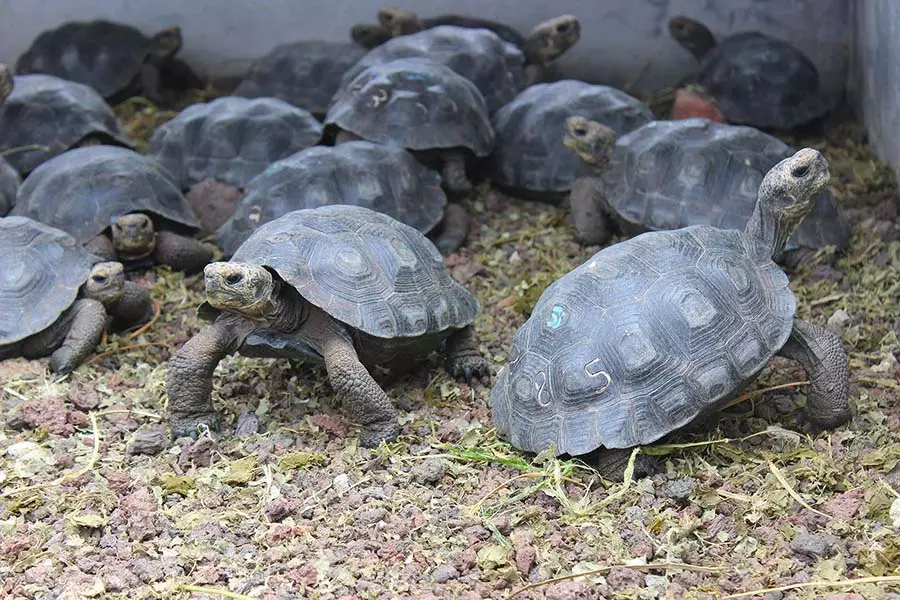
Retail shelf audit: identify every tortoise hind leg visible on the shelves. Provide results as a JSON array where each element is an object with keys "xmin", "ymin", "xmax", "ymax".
[
  {"xmin": 776, "ymin": 318, "xmax": 852, "ymax": 429},
  {"xmin": 430, "ymin": 203, "xmax": 470, "ymax": 255},
  {"xmin": 591, "ymin": 448, "xmax": 660, "ymax": 481},
  {"xmin": 153, "ymin": 230, "xmax": 214, "ymax": 275},
  {"xmin": 444, "ymin": 325, "xmax": 490, "ymax": 383},
  {"xmin": 440, "ymin": 151, "xmax": 473, "ymax": 194}
]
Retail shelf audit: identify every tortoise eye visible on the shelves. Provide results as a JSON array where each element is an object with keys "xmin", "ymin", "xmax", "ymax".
[
  {"xmin": 573, "ymin": 127, "xmax": 587, "ymax": 137},
  {"xmin": 92, "ymin": 274, "xmax": 108, "ymax": 285},
  {"xmin": 225, "ymin": 273, "xmax": 243, "ymax": 285},
  {"xmin": 791, "ymin": 165, "xmax": 810, "ymax": 178}
]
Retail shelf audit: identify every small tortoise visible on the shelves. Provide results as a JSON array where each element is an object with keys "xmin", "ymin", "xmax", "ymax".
[
  {"xmin": 561, "ymin": 117, "xmax": 850, "ymax": 267},
  {"xmin": 15, "ymin": 20, "xmax": 202, "ymax": 104},
  {"xmin": 351, "ymin": 7, "xmax": 555, "ymax": 50},
  {"xmin": 486, "ymin": 80, "xmax": 654, "ymax": 203},
  {"xmin": 0, "ymin": 216, "xmax": 153, "ymax": 373},
  {"xmin": 166, "ymin": 204, "xmax": 490, "ymax": 443},
  {"xmin": 11, "ymin": 146, "xmax": 212, "ymax": 274},
  {"xmin": 490, "ymin": 148, "xmax": 851, "ymax": 479},
  {"xmin": 215, "ymin": 140, "xmax": 473, "ymax": 257},
  {"xmin": 148, "ymin": 96, "xmax": 324, "ymax": 192},
  {"xmin": 326, "ymin": 57, "xmax": 494, "ymax": 194},
  {"xmin": 339, "ymin": 20, "xmax": 579, "ymax": 114},
  {"xmin": 668, "ymin": 15, "xmax": 830, "ymax": 130},
  {"xmin": 232, "ymin": 41, "xmax": 368, "ymax": 117},
  {"xmin": 0, "ymin": 74, "xmax": 133, "ymax": 175}
]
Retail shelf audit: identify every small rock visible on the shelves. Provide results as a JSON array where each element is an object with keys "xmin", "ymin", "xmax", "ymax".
[
  {"xmin": 333, "ymin": 473, "xmax": 352, "ymax": 495},
  {"xmin": 606, "ymin": 566, "xmax": 645, "ymax": 589},
  {"xmin": 514, "ymin": 545, "xmax": 536, "ymax": 575},
  {"xmin": 234, "ymin": 411, "xmax": 260, "ymax": 438},
  {"xmin": 127, "ymin": 426, "xmax": 169, "ymax": 456},
  {"xmin": 790, "ymin": 533, "xmax": 834, "ymax": 558},
  {"xmin": 824, "ymin": 593, "xmax": 865, "ymax": 600},
  {"xmin": 826, "ymin": 309, "xmax": 851, "ymax": 334},
  {"xmin": 431, "ymin": 563, "xmax": 459, "ymax": 583},
  {"xmin": 355, "ymin": 507, "xmax": 387, "ymax": 525},
  {"xmin": 67, "ymin": 382, "xmax": 100, "ymax": 411},
  {"xmin": 411, "ymin": 458, "xmax": 446, "ymax": 484},
  {"xmin": 821, "ymin": 489, "xmax": 864, "ymax": 520},
  {"xmin": 263, "ymin": 498, "xmax": 298, "ymax": 522},
  {"xmin": 665, "ymin": 477, "xmax": 696, "ymax": 504},
  {"xmin": 645, "ymin": 574, "xmax": 668, "ymax": 597},
  {"xmin": 773, "ymin": 395, "xmax": 799, "ymax": 414},
  {"xmin": 178, "ymin": 437, "xmax": 214, "ymax": 469},
  {"xmin": 544, "ymin": 580, "xmax": 587, "ymax": 600}
]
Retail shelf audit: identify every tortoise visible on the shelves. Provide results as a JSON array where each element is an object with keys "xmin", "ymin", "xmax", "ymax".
[
  {"xmin": 148, "ymin": 96, "xmax": 324, "ymax": 192},
  {"xmin": 215, "ymin": 140, "xmax": 474, "ymax": 257},
  {"xmin": 0, "ymin": 216, "xmax": 154, "ymax": 374},
  {"xmin": 486, "ymin": 80, "xmax": 654, "ymax": 203},
  {"xmin": 0, "ymin": 158, "xmax": 20, "ymax": 216},
  {"xmin": 232, "ymin": 41, "xmax": 368, "ymax": 117},
  {"xmin": 561, "ymin": 117, "xmax": 851, "ymax": 268},
  {"xmin": 338, "ymin": 19, "xmax": 580, "ymax": 114},
  {"xmin": 10, "ymin": 145, "xmax": 212, "ymax": 274},
  {"xmin": 166, "ymin": 204, "xmax": 490, "ymax": 443},
  {"xmin": 490, "ymin": 148, "xmax": 851, "ymax": 479},
  {"xmin": 0, "ymin": 74, "xmax": 133, "ymax": 175},
  {"xmin": 668, "ymin": 15, "xmax": 830, "ymax": 130},
  {"xmin": 325, "ymin": 57, "xmax": 494, "ymax": 194},
  {"xmin": 14, "ymin": 20, "xmax": 202, "ymax": 105},
  {"xmin": 351, "ymin": 7, "xmax": 547, "ymax": 49}
]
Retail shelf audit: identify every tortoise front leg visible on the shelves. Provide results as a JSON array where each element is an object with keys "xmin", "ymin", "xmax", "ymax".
[
  {"xmin": 153, "ymin": 230, "xmax": 214, "ymax": 275},
  {"xmin": 85, "ymin": 234, "xmax": 117, "ymax": 261},
  {"xmin": 569, "ymin": 177, "xmax": 614, "ymax": 246},
  {"xmin": 592, "ymin": 448, "xmax": 660, "ymax": 481},
  {"xmin": 38, "ymin": 299, "xmax": 107, "ymax": 374},
  {"xmin": 303, "ymin": 307, "xmax": 399, "ymax": 447},
  {"xmin": 440, "ymin": 151, "xmax": 473, "ymax": 194},
  {"xmin": 776, "ymin": 318, "xmax": 852, "ymax": 429},
  {"xmin": 138, "ymin": 64, "xmax": 167, "ymax": 105},
  {"xmin": 444, "ymin": 325, "xmax": 490, "ymax": 383},
  {"xmin": 430, "ymin": 203, "xmax": 470, "ymax": 255},
  {"xmin": 108, "ymin": 281, "xmax": 155, "ymax": 331},
  {"xmin": 166, "ymin": 315, "xmax": 245, "ymax": 438}
]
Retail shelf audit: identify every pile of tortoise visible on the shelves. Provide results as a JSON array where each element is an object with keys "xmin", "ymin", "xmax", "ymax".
[{"xmin": 0, "ymin": 7, "xmax": 865, "ymax": 479}]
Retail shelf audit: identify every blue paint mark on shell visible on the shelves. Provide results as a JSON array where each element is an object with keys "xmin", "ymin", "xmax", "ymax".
[
  {"xmin": 547, "ymin": 305, "xmax": 566, "ymax": 329},
  {"xmin": 404, "ymin": 72, "xmax": 429, "ymax": 81}
]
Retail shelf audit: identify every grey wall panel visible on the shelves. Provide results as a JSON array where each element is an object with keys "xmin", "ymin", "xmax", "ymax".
[{"xmin": 0, "ymin": 0, "xmax": 848, "ymax": 99}]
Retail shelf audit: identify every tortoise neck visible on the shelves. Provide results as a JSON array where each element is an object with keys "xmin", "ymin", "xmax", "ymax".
[
  {"xmin": 744, "ymin": 193, "xmax": 792, "ymax": 260},
  {"xmin": 260, "ymin": 280, "xmax": 309, "ymax": 332}
]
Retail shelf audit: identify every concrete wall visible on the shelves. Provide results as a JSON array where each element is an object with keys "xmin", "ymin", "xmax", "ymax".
[
  {"xmin": 0, "ymin": 0, "xmax": 849, "ymax": 100},
  {"xmin": 851, "ymin": 0, "xmax": 900, "ymax": 176}
]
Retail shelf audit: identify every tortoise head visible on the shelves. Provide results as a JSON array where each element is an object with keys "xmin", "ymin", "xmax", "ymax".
[
  {"xmin": 204, "ymin": 262, "xmax": 278, "ymax": 319},
  {"xmin": 111, "ymin": 213, "xmax": 156, "ymax": 260},
  {"xmin": 350, "ymin": 23, "xmax": 393, "ymax": 49},
  {"xmin": 0, "ymin": 62, "xmax": 12, "ymax": 104},
  {"xmin": 377, "ymin": 7, "xmax": 426, "ymax": 37},
  {"xmin": 83, "ymin": 261, "xmax": 126, "ymax": 306},
  {"xmin": 563, "ymin": 116, "xmax": 618, "ymax": 168},
  {"xmin": 749, "ymin": 148, "xmax": 830, "ymax": 258},
  {"xmin": 148, "ymin": 25, "xmax": 183, "ymax": 61},
  {"xmin": 668, "ymin": 16, "xmax": 717, "ymax": 61},
  {"xmin": 523, "ymin": 15, "xmax": 581, "ymax": 67}
]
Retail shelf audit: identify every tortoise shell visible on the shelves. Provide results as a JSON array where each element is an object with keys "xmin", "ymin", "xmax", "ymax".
[
  {"xmin": 0, "ymin": 158, "xmax": 20, "ymax": 215},
  {"xmin": 232, "ymin": 41, "xmax": 367, "ymax": 116},
  {"xmin": 148, "ymin": 96, "xmax": 324, "ymax": 190},
  {"xmin": 487, "ymin": 80, "xmax": 654, "ymax": 198},
  {"xmin": 490, "ymin": 225, "xmax": 795, "ymax": 455},
  {"xmin": 15, "ymin": 20, "xmax": 162, "ymax": 99},
  {"xmin": 216, "ymin": 140, "xmax": 447, "ymax": 256},
  {"xmin": 687, "ymin": 32, "xmax": 829, "ymax": 129},
  {"xmin": 326, "ymin": 57, "xmax": 493, "ymax": 156},
  {"xmin": 230, "ymin": 204, "xmax": 478, "ymax": 339},
  {"xmin": 0, "ymin": 216, "xmax": 103, "ymax": 345},
  {"xmin": 337, "ymin": 26, "xmax": 525, "ymax": 113},
  {"xmin": 600, "ymin": 118, "xmax": 849, "ymax": 252},
  {"xmin": 11, "ymin": 145, "xmax": 198, "ymax": 244},
  {"xmin": 0, "ymin": 74, "xmax": 132, "ymax": 174}
]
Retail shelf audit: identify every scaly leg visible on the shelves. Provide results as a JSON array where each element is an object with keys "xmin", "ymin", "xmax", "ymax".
[
  {"xmin": 85, "ymin": 235, "xmax": 117, "ymax": 261},
  {"xmin": 444, "ymin": 325, "xmax": 490, "ymax": 383},
  {"xmin": 46, "ymin": 299, "xmax": 107, "ymax": 374},
  {"xmin": 153, "ymin": 230, "xmax": 214, "ymax": 275},
  {"xmin": 430, "ymin": 203, "xmax": 469, "ymax": 255}
]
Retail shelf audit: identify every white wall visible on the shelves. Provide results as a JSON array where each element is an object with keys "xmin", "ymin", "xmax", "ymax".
[{"xmin": 0, "ymin": 0, "xmax": 849, "ymax": 98}]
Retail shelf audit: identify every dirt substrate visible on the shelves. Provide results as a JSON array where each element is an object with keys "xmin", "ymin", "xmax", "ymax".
[{"xmin": 0, "ymin": 93, "xmax": 898, "ymax": 599}]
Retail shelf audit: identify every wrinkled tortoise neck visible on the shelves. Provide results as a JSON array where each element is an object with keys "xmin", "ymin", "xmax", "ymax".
[{"xmin": 261, "ymin": 279, "xmax": 310, "ymax": 332}]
